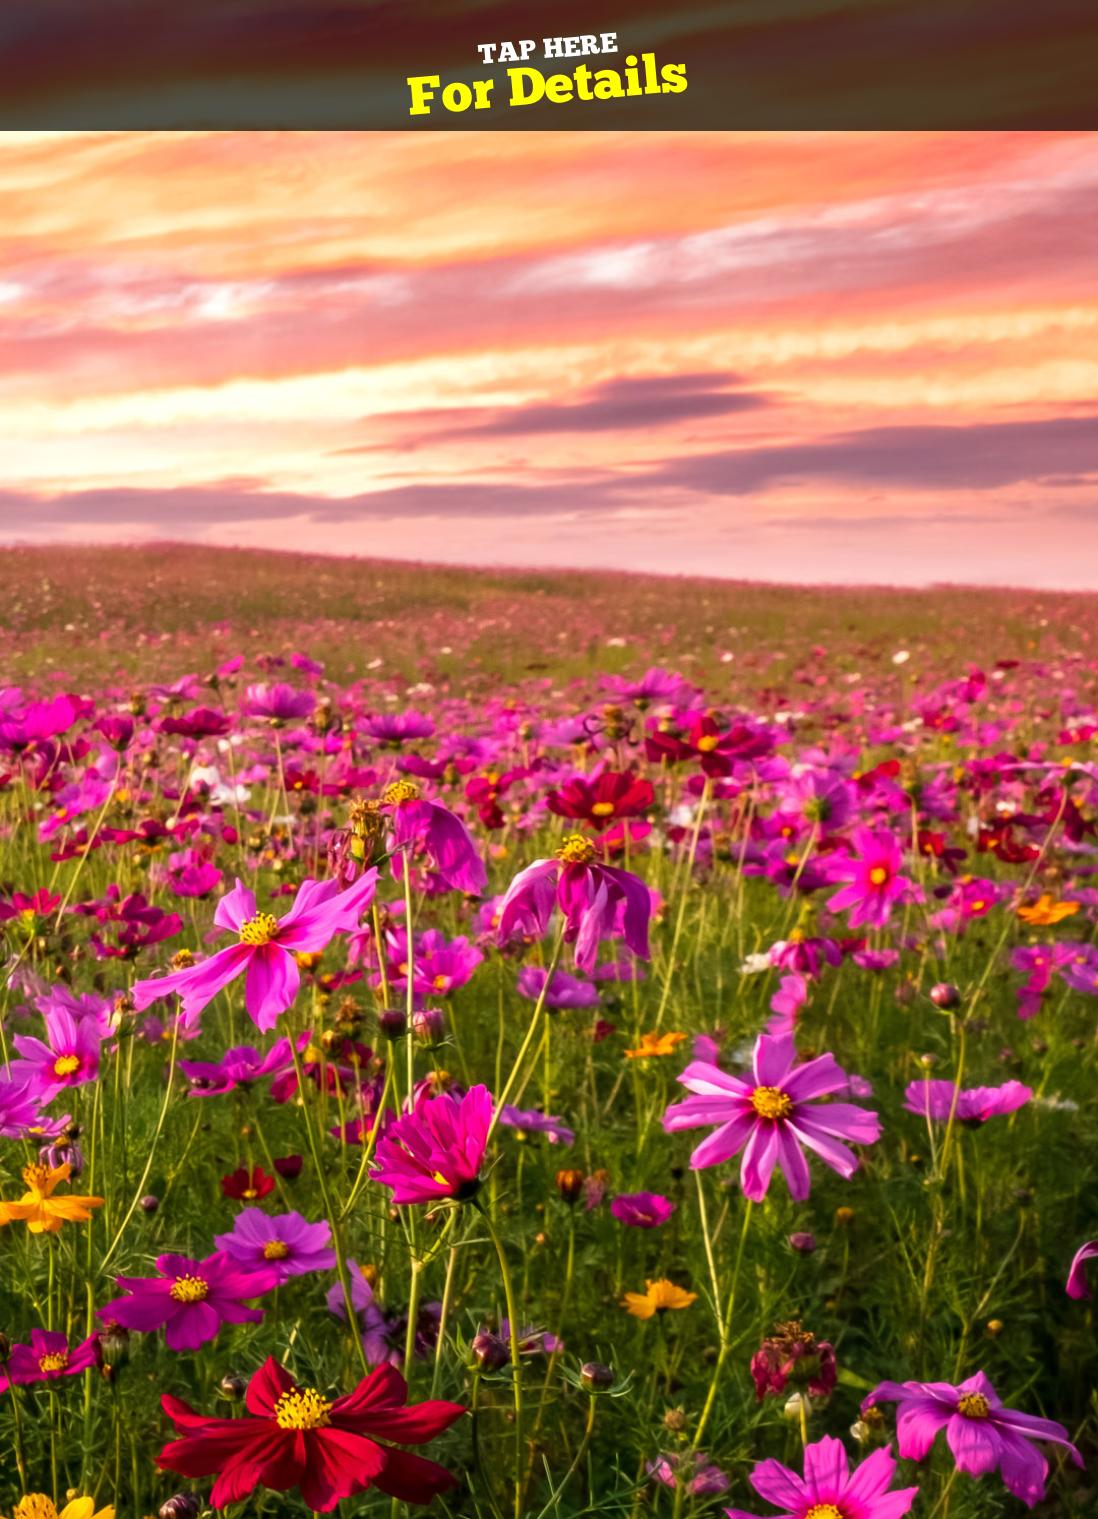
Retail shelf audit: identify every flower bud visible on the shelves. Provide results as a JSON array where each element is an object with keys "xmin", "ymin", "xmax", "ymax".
[
  {"xmin": 140, "ymin": 1193, "xmax": 159, "ymax": 1213},
  {"xmin": 985, "ymin": 1318, "xmax": 1004, "ymax": 1337},
  {"xmin": 783, "ymin": 1391, "xmax": 807, "ymax": 1422},
  {"xmin": 555, "ymin": 1168, "xmax": 585, "ymax": 1204},
  {"xmin": 377, "ymin": 1007, "xmax": 407, "ymax": 1040},
  {"xmin": 850, "ymin": 1419, "xmax": 871, "ymax": 1444},
  {"xmin": 834, "ymin": 1206, "xmax": 855, "ymax": 1227},
  {"xmin": 788, "ymin": 1232, "xmax": 816, "ymax": 1254},
  {"xmin": 97, "ymin": 1323, "xmax": 130, "ymax": 1368},
  {"xmin": 471, "ymin": 1329, "xmax": 509, "ymax": 1372},
  {"xmin": 580, "ymin": 1361, "xmax": 614, "ymax": 1391},
  {"xmin": 930, "ymin": 982, "xmax": 960, "ymax": 1010},
  {"xmin": 219, "ymin": 1372, "xmax": 247, "ymax": 1400},
  {"xmin": 159, "ymin": 1497, "xmax": 201, "ymax": 1519},
  {"xmin": 412, "ymin": 1006, "xmax": 446, "ymax": 1045}
]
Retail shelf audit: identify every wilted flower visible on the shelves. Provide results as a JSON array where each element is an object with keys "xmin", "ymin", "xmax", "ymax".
[{"xmin": 751, "ymin": 1321, "xmax": 836, "ymax": 1402}]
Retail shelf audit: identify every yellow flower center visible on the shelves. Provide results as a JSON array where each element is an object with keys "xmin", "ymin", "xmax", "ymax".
[
  {"xmin": 868, "ymin": 866, "xmax": 889, "ymax": 885},
  {"xmin": 958, "ymin": 1393, "xmax": 991, "ymax": 1419},
  {"xmin": 805, "ymin": 1507, "xmax": 844, "ymax": 1519},
  {"xmin": 432, "ymin": 974, "xmax": 449, "ymax": 991},
  {"xmin": 274, "ymin": 1386, "xmax": 333, "ymax": 1430},
  {"xmin": 751, "ymin": 1086, "xmax": 793, "ymax": 1121},
  {"xmin": 21, "ymin": 1164, "xmax": 51, "ymax": 1191},
  {"xmin": 13, "ymin": 1498, "xmax": 61, "ymax": 1519},
  {"xmin": 52, "ymin": 1054, "xmax": 81, "ymax": 1077},
  {"xmin": 696, "ymin": 734, "xmax": 720, "ymax": 752},
  {"xmin": 590, "ymin": 800, "xmax": 615, "ymax": 816},
  {"xmin": 239, "ymin": 912, "xmax": 279, "ymax": 946},
  {"xmin": 38, "ymin": 1352, "xmax": 69, "ymax": 1373},
  {"xmin": 169, "ymin": 1274, "xmax": 209, "ymax": 1303},
  {"xmin": 557, "ymin": 832, "xmax": 597, "ymax": 865},
  {"xmin": 241, "ymin": 1187, "xmax": 259, "ymax": 1200},
  {"xmin": 263, "ymin": 1239, "xmax": 290, "ymax": 1261},
  {"xmin": 382, "ymin": 780, "xmax": 420, "ymax": 805}
]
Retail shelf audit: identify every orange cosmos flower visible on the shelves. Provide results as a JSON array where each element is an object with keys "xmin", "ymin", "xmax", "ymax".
[
  {"xmin": 624, "ymin": 1031, "xmax": 687, "ymax": 1060},
  {"xmin": 1016, "ymin": 894, "xmax": 1081, "ymax": 927},
  {"xmin": 0, "ymin": 1163, "xmax": 104, "ymax": 1234},
  {"xmin": 622, "ymin": 1278, "xmax": 698, "ymax": 1319}
]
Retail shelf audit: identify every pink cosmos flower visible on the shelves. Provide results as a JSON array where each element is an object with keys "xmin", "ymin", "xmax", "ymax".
[
  {"xmin": 213, "ymin": 1208, "xmax": 336, "ymax": 1285},
  {"xmin": 662, "ymin": 1034, "xmax": 880, "ymax": 1202},
  {"xmin": 381, "ymin": 781, "xmax": 486, "ymax": 894},
  {"xmin": 0, "ymin": 1328, "xmax": 100, "ymax": 1392},
  {"xmin": 131, "ymin": 871, "xmax": 377, "ymax": 1032},
  {"xmin": 99, "ymin": 1250, "xmax": 278, "ymax": 1352},
  {"xmin": 826, "ymin": 827, "xmax": 915, "ymax": 929},
  {"xmin": 497, "ymin": 834, "xmax": 651, "ymax": 974},
  {"xmin": 372, "ymin": 1084, "xmax": 492, "ymax": 1206},
  {"xmin": 902, "ymin": 1079, "xmax": 1032, "ymax": 1123},
  {"xmin": 10, "ymin": 1004, "xmax": 102, "ymax": 1103},
  {"xmin": 242, "ymin": 682, "xmax": 316, "ymax": 722},
  {"xmin": 864, "ymin": 1371, "xmax": 1083, "ymax": 1508},
  {"xmin": 724, "ymin": 1434, "xmax": 917, "ymax": 1519},
  {"xmin": 610, "ymin": 1192, "xmax": 676, "ymax": 1228},
  {"xmin": 1066, "ymin": 1240, "xmax": 1098, "ymax": 1299},
  {"xmin": 0, "ymin": 1076, "xmax": 43, "ymax": 1138}
]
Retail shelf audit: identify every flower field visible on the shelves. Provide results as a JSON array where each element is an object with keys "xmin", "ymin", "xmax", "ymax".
[{"xmin": 0, "ymin": 545, "xmax": 1095, "ymax": 1519}]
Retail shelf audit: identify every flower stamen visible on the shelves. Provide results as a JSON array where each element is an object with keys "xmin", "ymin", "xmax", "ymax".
[
  {"xmin": 751, "ymin": 1085, "xmax": 793, "ymax": 1121},
  {"xmin": 274, "ymin": 1386, "xmax": 332, "ymax": 1430},
  {"xmin": 239, "ymin": 912, "xmax": 279, "ymax": 946}
]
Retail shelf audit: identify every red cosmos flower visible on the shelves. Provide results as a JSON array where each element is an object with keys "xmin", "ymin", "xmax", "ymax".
[
  {"xmin": 547, "ymin": 770, "xmax": 654, "ymax": 832},
  {"xmin": 645, "ymin": 714, "xmax": 774, "ymax": 777},
  {"xmin": 220, "ymin": 1164, "xmax": 276, "ymax": 1201},
  {"xmin": 157, "ymin": 1354, "xmax": 464, "ymax": 1510}
]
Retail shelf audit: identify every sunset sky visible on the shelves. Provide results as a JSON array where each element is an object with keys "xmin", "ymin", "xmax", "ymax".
[{"xmin": 2, "ymin": 130, "xmax": 1097, "ymax": 586}]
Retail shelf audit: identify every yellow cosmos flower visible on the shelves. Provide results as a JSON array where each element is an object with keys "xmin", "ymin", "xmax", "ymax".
[
  {"xmin": 5, "ymin": 1496, "xmax": 115, "ymax": 1519},
  {"xmin": 1016, "ymin": 894, "xmax": 1081, "ymax": 927},
  {"xmin": 0, "ymin": 1163, "xmax": 104, "ymax": 1235},
  {"xmin": 622, "ymin": 1278, "xmax": 698, "ymax": 1319},
  {"xmin": 623, "ymin": 1031, "xmax": 687, "ymax": 1060}
]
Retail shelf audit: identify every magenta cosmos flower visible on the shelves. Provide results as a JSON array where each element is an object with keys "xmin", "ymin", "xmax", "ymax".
[
  {"xmin": 725, "ymin": 1434, "xmax": 917, "ymax": 1519},
  {"xmin": 1067, "ymin": 1240, "xmax": 1098, "ymax": 1299},
  {"xmin": 0, "ymin": 1328, "xmax": 100, "ymax": 1392},
  {"xmin": 662, "ymin": 1034, "xmax": 880, "ymax": 1202},
  {"xmin": 242, "ymin": 682, "xmax": 316, "ymax": 722},
  {"xmin": 132, "ymin": 872, "xmax": 377, "ymax": 1032},
  {"xmin": 214, "ymin": 1208, "xmax": 336, "ymax": 1285},
  {"xmin": 497, "ymin": 834, "xmax": 651, "ymax": 974},
  {"xmin": 826, "ymin": 827, "xmax": 914, "ymax": 929},
  {"xmin": 99, "ymin": 1250, "xmax": 278, "ymax": 1352},
  {"xmin": 903, "ymin": 1079, "xmax": 1032, "ymax": 1123},
  {"xmin": 9, "ymin": 1005, "xmax": 102, "ymax": 1103},
  {"xmin": 610, "ymin": 1192, "xmax": 676, "ymax": 1228},
  {"xmin": 381, "ymin": 780, "xmax": 486, "ymax": 894},
  {"xmin": 373, "ymin": 1084, "xmax": 492, "ymax": 1206},
  {"xmin": 865, "ymin": 1371, "xmax": 1083, "ymax": 1508}
]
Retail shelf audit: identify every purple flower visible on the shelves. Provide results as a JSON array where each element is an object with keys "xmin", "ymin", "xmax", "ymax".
[
  {"xmin": 724, "ymin": 1434, "xmax": 917, "ymax": 1519},
  {"xmin": 497, "ymin": 835, "xmax": 650, "ymax": 975},
  {"xmin": 242, "ymin": 682, "xmax": 316, "ymax": 722},
  {"xmin": 649, "ymin": 1451, "xmax": 730, "ymax": 1497},
  {"xmin": 865, "ymin": 1371, "xmax": 1083, "ymax": 1508},
  {"xmin": 179, "ymin": 1036, "xmax": 305, "ymax": 1097},
  {"xmin": 497, "ymin": 1105, "xmax": 575, "ymax": 1145},
  {"xmin": 213, "ymin": 1208, "xmax": 336, "ymax": 1284},
  {"xmin": 516, "ymin": 965, "xmax": 600, "ymax": 1009},
  {"xmin": 362, "ymin": 711, "xmax": 436, "ymax": 744},
  {"xmin": 10, "ymin": 1004, "xmax": 102, "ymax": 1103},
  {"xmin": 99, "ymin": 1251, "xmax": 278, "ymax": 1352},
  {"xmin": 1067, "ymin": 1240, "xmax": 1098, "ymax": 1299},
  {"xmin": 826, "ymin": 827, "xmax": 915, "ymax": 929},
  {"xmin": 0, "ymin": 1077, "xmax": 43, "ymax": 1138},
  {"xmin": 132, "ymin": 872, "xmax": 377, "ymax": 1033},
  {"xmin": 0, "ymin": 1328, "xmax": 100, "ymax": 1392},
  {"xmin": 372, "ymin": 1084, "xmax": 492, "ymax": 1206},
  {"xmin": 662, "ymin": 1034, "xmax": 880, "ymax": 1202},
  {"xmin": 903, "ymin": 1079, "xmax": 1032, "ymax": 1123},
  {"xmin": 610, "ymin": 1192, "xmax": 676, "ymax": 1228}
]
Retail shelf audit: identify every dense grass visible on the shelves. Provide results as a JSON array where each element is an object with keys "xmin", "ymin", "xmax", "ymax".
[{"xmin": 0, "ymin": 546, "xmax": 1095, "ymax": 1519}]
